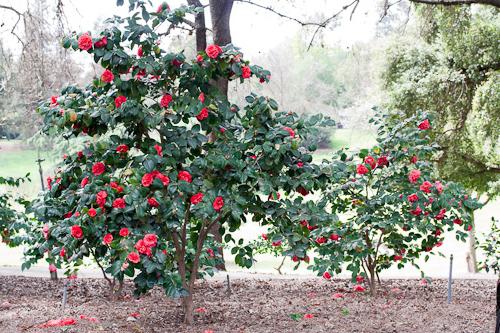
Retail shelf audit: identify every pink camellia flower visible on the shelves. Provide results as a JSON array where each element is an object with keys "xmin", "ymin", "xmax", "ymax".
[
  {"xmin": 103, "ymin": 233, "xmax": 113, "ymax": 245},
  {"xmin": 364, "ymin": 156, "xmax": 376, "ymax": 170},
  {"xmin": 420, "ymin": 181, "xmax": 433, "ymax": 193},
  {"xmin": 78, "ymin": 33, "xmax": 93, "ymax": 50},
  {"xmin": 213, "ymin": 196, "xmax": 224, "ymax": 211},
  {"xmin": 110, "ymin": 182, "xmax": 123, "ymax": 193},
  {"xmin": 418, "ymin": 119, "xmax": 430, "ymax": 130},
  {"xmin": 119, "ymin": 228, "xmax": 129, "ymax": 237},
  {"xmin": 207, "ymin": 248, "xmax": 215, "ymax": 257},
  {"xmin": 408, "ymin": 169, "xmax": 421, "ymax": 183},
  {"xmin": 356, "ymin": 275, "xmax": 364, "ymax": 283},
  {"xmin": 195, "ymin": 307, "xmax": 207, "ymax": 313},
  {"xmin": 332, "ymin": 293, "xmax": 344, "ymax": 299},
  {"xmin": 353, "ymin": 285, "xmax": 365, "ymax": 292},
  {"xmin": 196, "ymin": 107, "xmax": 209, "ymax": 121},
  {"xmin": 81, "ymin": 177, "xmax": 89, "ymax": 188},
  {"xmin": 198, "ymin": 92, "xmax": 205, "ymax": 103},
  {"xmin": 71, "ymin": 225, "xmax": 83, "ymax": 239},
  {"xmin": 241, "ymin": 66, "xmax": 251, "ymax": 79},
  {"xmin": 49, "ymin": 264, "xmax": 57, "ymax": 273},
  {"xmin": 112, "ymin": 198, "xmax": 126, "ymax": 209},
  {"xmin": 356, "ymin": 164, "xmax": 369, "ymax": 175},
  {"xmin": 156, "ymin": 1, "xmax": 170, "ymax": 13},
  {"xmin": 127, "ymin": 252, "xmax": 140, "ymax": 264},
  {"xmin": 434, "ymin": 181, "xmax": 443, "ymax": 194},
  {"xmin": 114, "ymin": 96, "xmax": 127, "ymax": 108},
  {"xmin": 147, "ymin": 197, "xmax": 159, "ymax": 208},
  {"xmin": 435, "ymin": 208, "xmax": 446, "ymax": 220},
  {"xmin": 297, "ymin": 161, "xmax": 304, "ymax": 168},
  {"xmin": 466, "ymin": 225, "xmax": 473, "ymax": 231},
  {"xmin": 196, "ymin": 54, "xmax": 204, "ymax": 62},
  {"xmin": 203, "ymin": 330, "xmax": 214, "ymax": 333},
  {"xmin": 282, "ymin": 126, "xmax": 295, "ymax": 137},
  {"xmin": 94, "ymin": 36, "xmax": 107, "ymax": 48},
  {"xmin": 410, "ymin": 206, "xmax": 422, "ymax": 216},
  {"xmin": 419, "ymin": 279, "xmax": 428, "ymax": 286},
  {"xmin": 156, "ymin": 173, "xmax": 170, "ymax": 186},
  {"xmin": 46, "ymin": 176, "xmax": 53, "ymax": 190},
  {"xmin": 96, "ymin": 190, "xmax": 108, "ymax": 208},
  {"xmin": 116, "ymin": 144, "xmax": 129, "ymax": 153},
  {"xmin": 88, "ymin": 208, "xmax": 97, "ymax": 217},
  {"xmin": 190, "ymin": 192, "xmax": 204, "ymax": 205},
  {"xmin": 323, "ymin": 271, "xmax": 332, "ymax": 280},
  {"xmin": 92, "ymin": 162, "xmax": 105, "ymax": 176},
  {"xmin": 435, "ymin": 241, "xmax": 443, "ymax": 247},
  {"xmin": 143, "ymin": 234, "xmax": 158, "ymax": 247},
  {"xmin": 154, "ymin": 144, "xmax": 163, "ymax": 156},
  {"xmin": 205, "ymin": 44, "xmax": 222, "ymax": 59},
  {"xmin": 135, "ymin": 240, "xmax": 152, "ymax": 256},
  {"xmin": 142, "ymin": 173, "xmax": 154, "ymax": 187},
  {"xmin": 177, "ymin": 171, "xmax": 192, "ymax": 183},
  {"xmin": 303, "ymin": 314, "xmax": 314, "ymax": 319},
  {"xmin": 101, "ymin": 69, "xmax": 114, "ymax": 83},
  {"xmin": 407, "ymin": 193, "xmax": 419, "ymax": 203},
  {"xmin": 160, "ymin": 94, "xmax": 172, "ymax": 108}
]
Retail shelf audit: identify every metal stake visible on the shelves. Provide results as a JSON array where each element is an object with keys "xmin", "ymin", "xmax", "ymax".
[
  {"xmin": 62, "ymin": 280, "xmax": 68, "ymax": 312},
  {"xmin": 447, "ymin": 254, "xmax": 453, "ymax": 304}
]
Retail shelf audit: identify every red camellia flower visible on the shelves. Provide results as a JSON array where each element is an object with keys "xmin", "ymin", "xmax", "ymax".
[
  {"xmin": 156, "ymin": 173, "xmax": 170, "ymax": 186},
  {"xmin": 205, "ymin": 44, "xmax": 222, "ymax": 59},
  {"xmin": 196, "ymin": 107, "xmax": 209, "ymax": 121},
  {"xmin": 60, "ymin": 247, "xmax": 66, "ymax": 257},
  {"xmin": 466, "ymin": 225, "xmax": 472, "ymax": 231},
  {"xmin": 119, "ymin": 228, "xmax": 130, "ymax": 237},
  {"xmin": 407, "ymin": 193, "xmax": 419, "ymax": 203},
  {"xmin": 110, "ymin": 182, "xmax": 123, "ymax": 193},
  {"xmin": 101, "ymin": 69, "xmax": 114, "ymax": 83},
  {"xmin": 96, "ymin": 190, "xmax": 108, "ymax": 207},
  {"xmin": 115, "ymin": 96, "xmax": 127, "ymax": 108},
  {"xmin": 297, "ymin": 161, "xmax": 304, "ymax": 168},
  {"xmin": 196, "ymin": 54, "xmax": 204, "ymax": 62},
  {"xmin": 353, "ymin": 285, "xmax": 366, "ymax": 292},
  {"xmin": 261, "ymin": 233, "xmax": 268, "ymax": 240},
  {"xmin": 116, "ymin": 144, "xmax": 129, "ymax": 153},
  {"xmin": 127, "ymin": 252, "xmax": 140, "ymax": 264},
  {"xmin": 160, "ymin": 94, "xmax": 172, "ymax": 108},
  {"xmin": 418, "ymin": 119, "xmax": 430, "ymax": 130},
  {"xmin": 94, "ymin": 36, "xmax": 107, "ymax": 48},
  {"xmin": 453, "ymin": 218, "xmax": 463, "ymax": 225},
  {"xmin": 241, "ymin": 66, "xmax": 251, "ymax": 79},
  {"xmin": 420, "ymin": 181, "xmax": 433, "ymax": 193},
  {"xmin": 356, "ymin": 275, "xmax": 364, "ymax": 283},
  {"xmin": 377, "ymin": 155, "xmax": 389, "ymax": 167},
  {"xmin": 410, "ymin": 155, "xmax": 418, "ymax": 164},
  {"xmin": 88, "ymin": 208, "xmax": 97, "ymax": 217},
  {"xmin": 113, "ymin": 198, "xmax": 126, "ymax": 209},
  {"xmin": 330, "ymin": 234, "xmax": 340, "ymax": 241},
  {"xmin": 190, "ymin": 192, "xmax": 204, "ymax": 205},
  {"xmin": 272, "ymin": 240, "xmax": 282, "ymax": 247},
  {"xmin": 303, "ymin": 314, "xmax": 314, "ymax": 319},
  {"xmin": 156, "ymin": 1, "xmax": 170, "ymax": 13},
  {"xmin": 49, "ymin": 264, "xmax": 57, "ymax": 273},
  {"xmin": 198, "ymin": 92, "xmax": 205, "ymax": 103},
  {"xmin": 177, "ymin": 171, "xmax": 192, "ymax": 183},
  {"xmin": 356, "ymin": 164, "xmax": 369, "ymax": 175},
  {"xmin": 408, "ymin": 169, "xmax": 421, "ymax": 183},
  {"xmin": 213, "ymin": 196, "xmax": 224, "ymax": 211},
  {"xmin": 393, "ymin": 255, "xmax": 403, "ymax": 261},
  {"xmin": 135, "ymin": 240, "xmax": 152, "ymax": 256},
  {"xmin": 143, "ymin": 234, "xmax": 158, "ymax": 247},
  {"xmin": 297, "ymin": 186, "xmax": 309, "ymax": 196},
  {"xmin": 435, "ymin": 208, "xmax": 446, "ymax": 220},
  {"xmin": 47, "ymin": 176, "xmax": 53, "ymax": 190},
  {"xmin": 147, "ymin": 197, "xmax": 159, "ymax": 207},
  {"xmin": 103, "ymin": 233, "xmax": 113, "ymax": 245},
  {"xmin": 434, "ymin": 181, "xmax": 443, "ymax": 194},
  {"xmin": 154, "ymin": 144, "xmax": 163, "ymax": 156},
  {"xmin": 50, "ymin": 95, "xmax": 58, "ymax": 105},
  {"xmin": 142, "ymin": 173, "xmax": 154, "ymax": 187},
  {"xmin": 92, "ymin": 162, "xmax": 105, "ymax": 176},
  {"xmin": 333, "ymin": 293, "xmax": 344, "ymax": 299},
  {"xmin": 323, "ymin": 271, "xmax": 332, "ymax": 280},
  {"xmin": 71, "ymin": 225, "xmax": 83, "ymax": 239},
  {"xmin": 364, "ymin": 156, "xmax": 376, "ymax": 170},
  {"xmin": 410, "ymin": 206, "xmax": 422, "ymax": 216},
  {"xmin": 283, "ymin": 126, "xmax": 295, "ymax": 137},
  {"xmin": 78, "ymin": 33, "xmax": 93, "ymax": 51},
  {"xmin": 137, "ymin": 46, "xmax": 143, "ymax": 57},
  {"xmin": 207, "ymin": 248, "xmax": 215, "ymax": 257},
  {"xmin": 316, "ymin": 237, "xmax": 327, "ymax": 244}
]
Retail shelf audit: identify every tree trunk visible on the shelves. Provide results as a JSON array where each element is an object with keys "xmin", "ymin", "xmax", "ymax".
[
  {"xmin": 368, "ymin": 264, "xmax": 377, "ymax": 297},
  {"xmin": 467, "ymin": 208, "xmax": 479, "ymax": 273},
  {"xmin": 182, "ymin": 293, "xmax": 194, "ymax": 325},
  {"xmin": 187, "ymin": 0, "xmax": 207, "ymax": 52}
]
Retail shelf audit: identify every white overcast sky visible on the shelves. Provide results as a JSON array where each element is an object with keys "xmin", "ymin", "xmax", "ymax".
[{"xmin": 0, "ymin": 0, "xmax": 381, "ymax": 58}]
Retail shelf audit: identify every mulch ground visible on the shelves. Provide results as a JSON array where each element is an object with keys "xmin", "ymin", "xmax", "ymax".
[{"xmin": 0, "ymin": 275, "xmax": 495, "ymax": 332}]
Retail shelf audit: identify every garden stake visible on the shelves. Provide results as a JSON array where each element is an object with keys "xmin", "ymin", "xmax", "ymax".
[
  {"xmin": 447, "ymin": 254, "xmax": 453, "ymax": 304},
  {"xmin": 226, "ymin": 274, "xmax": 231, "ymax": 295},
  {"xmin": 62, "ymin": 280, "xmax": 68, "ymax": 312}
]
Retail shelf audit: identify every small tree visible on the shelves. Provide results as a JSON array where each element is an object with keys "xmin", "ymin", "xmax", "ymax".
[{"xmin": 26, "ymin": 1, "xmax": 334, "ymax": 324}]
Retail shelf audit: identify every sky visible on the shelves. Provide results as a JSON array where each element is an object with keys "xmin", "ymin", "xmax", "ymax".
[{"xmin": 0, "ymin": 0, "xmax": 382, "ymax": 60}]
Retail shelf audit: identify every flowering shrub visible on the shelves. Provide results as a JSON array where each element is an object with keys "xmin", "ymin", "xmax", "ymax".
[
  {"xmin": 0, "ymin": 175, "xmax": 30, "ymax": 246},
  {"xmin": 26, "ymin": 1, "xmax": 334, "ymax": 324},
  {"xmin": 479, "ymin": 218, "xmax": 499, "ymax": 274},
  {"xmin": 262, "ymin": 113, "xmax": 481, "ymax": 296}
]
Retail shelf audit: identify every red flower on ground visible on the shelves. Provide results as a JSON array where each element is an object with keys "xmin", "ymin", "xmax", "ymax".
[
  {"xmin": 92, "ymin": 162, "xmax": 105, "ymax": 176},
  {"xmin": 119, "ymin": 228, "xmax": 130, "ymax": 237},
  {"xmin": 142, "ymin": 173, "xmax": 154, "ymax": 187},
  {"xmin": 147, "ymin": 197, "xmax": 159, "ymax": 207},
  {"xmin": 113, "ymin": 198, "xmax": 126, "ymax": 209},
  {"xmin": 213, "ymin": 196, "xmax": 224, "ymax": 211},
  {"xmin": 88, "ymin": 208, "xmax": 97, "ymax": 217},
  {"xmin": 353, "ymin": 285, "xmax": 365, "ymax": 292},
  {"xmin": 303, "ymin": 314, "xmax": 314, "ymax": 319},
  {"xmin": 115, "ymin": 96, "xmax": 127, "ymax": 108},
  {"xmin": 160, "ymin": 94, "xmax": 172, "ymax": 108},
  {"xmin": 356, "ymin": 164, "xmax": 369, "ymax": 175},
  {"xmin": 418, "ymin": 119, "xmax": 430, "ymax": 130},
  {"xmin": 78, "ymin": 33, "xmax": 92, "ymax": 50},
  {"xmin": 127, "ymin": 252, "xmax": 140, "ymax": 263},
  {"xmin": 103, "ymin": 233, "xmax": 113, "ymax": 245},
  {"xmin": 196, "ymin": 107, "xmax": 209, "ymax": 121},
  {"xmin": 101, "ymin": 69, "xmax": 114, "ymax": 83},
  {"xmin": 177, "ymin": 171, "xmax": 192, "ymax": 183},
  {"xmin": 241, "ymin": 66, "xmax": 251, "ymax": 78},
  {"xmin": 333, "ymin": 293, "xmax": 344, "ymax": 299},
  {"xmin": 116, "ymin": 144, "xmax": 129, "ymax": 153},
  {"xmin": 408, "ymin": 169, "xmax": 421, "ymax": 183},
  {"xmin": 71, "ymin": 225, "xmax": 83, "ymax": 239},
  {"xmin": 206, "ymin": 44, "xmax": 222, "ymax": 59},
  {"xmin": 190, "ymin": 192, "xmax": 204, "ymax": 205}
]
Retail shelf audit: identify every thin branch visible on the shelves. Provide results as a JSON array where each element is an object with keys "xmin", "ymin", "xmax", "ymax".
[
  {"xmin": 0, "ymin": 4, "xmax": 26, "ymax": 46},
  {"xmin": 409, "ymin": 0, "xmax": 500, "ymax": 6}
]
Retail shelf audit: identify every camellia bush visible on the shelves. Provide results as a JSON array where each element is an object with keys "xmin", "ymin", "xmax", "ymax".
[
  {"xmin": 262, "ymin": 112, "xmax": 481, "ymax": 296},
  {"xmin": 26, "ymin": 1, "xmax": 335, "ymax": 324},
  {"xmin": 0, "ymin": 175, "xmax": 30, "ymax": 246}
]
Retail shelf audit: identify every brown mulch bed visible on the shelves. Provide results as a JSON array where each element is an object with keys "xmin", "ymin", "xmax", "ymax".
[{"xmin": 0, "ymin": 275, "xmax": 495, "ymax": 332}]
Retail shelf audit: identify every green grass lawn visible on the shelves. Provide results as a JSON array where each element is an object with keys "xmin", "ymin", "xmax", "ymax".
[{"xmin": 329, "ymin": 128, "xmax": 377, "ymax": 151}]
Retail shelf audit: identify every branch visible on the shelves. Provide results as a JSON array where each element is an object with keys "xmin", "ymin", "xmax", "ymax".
[
  {"xmin": 409, "ymin": 0, "xmax": 500, "ymax": 7},
  {"xmin": 0, "ymin": 5, "xmax": 26, "ymax": 46}
]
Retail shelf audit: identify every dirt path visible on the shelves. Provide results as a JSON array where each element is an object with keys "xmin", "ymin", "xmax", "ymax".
[{"xmin": 0, "ymin": 276, "xmax": 495, "ymax": 333}]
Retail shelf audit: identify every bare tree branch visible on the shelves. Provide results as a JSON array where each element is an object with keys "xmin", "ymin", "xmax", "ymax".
[
  {"xmin": 409, "ymin": 0, "xmax": 500, "ymax": 7},
  {"xmin": 0, "ymin": 4, "xmax": 26, "ymax": 46}
]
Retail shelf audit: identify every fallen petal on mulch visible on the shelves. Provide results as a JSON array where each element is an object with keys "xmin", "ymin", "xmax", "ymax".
[{"xmin": 36, "ymin": 317, "xmax": 77, "ymax": 328}]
